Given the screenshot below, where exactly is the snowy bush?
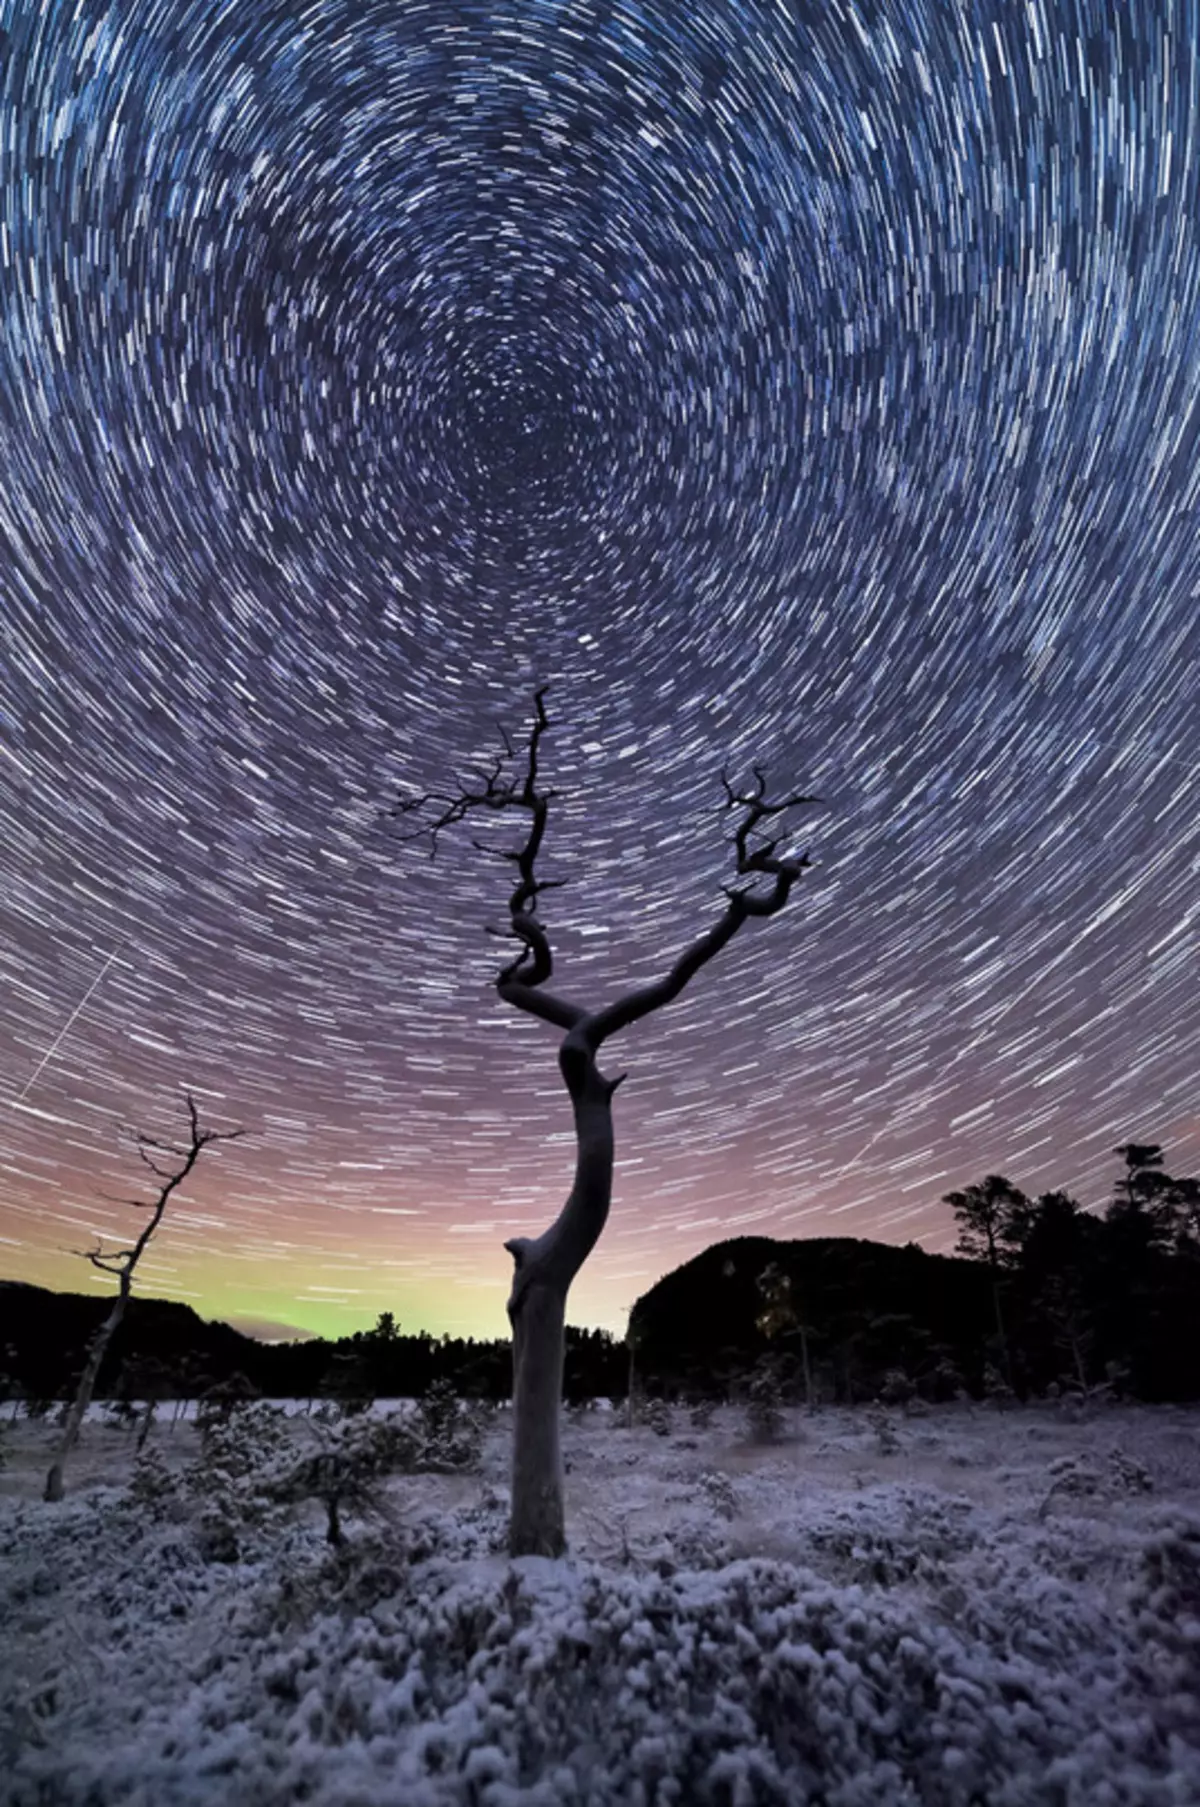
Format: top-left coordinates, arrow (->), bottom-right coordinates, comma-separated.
1128,1510 -> 1200,1726
878,1368 -> 915,1407
194,1373 -> 261,1431
185,1402 -> 296,1559
697,1470 -> 739,1522
642,1397 -> 672,1438
866,1405 -> 900,1456
268,1412 -> 427,1547
688,1397 -> 717,1431
1039,1448 -> 1156,1518
415,1381 -> 486,1471
982,1363 -> 1015,1407
1108,1448 -> 1154,1495
745,1363 -> 784,1444
126,1442 -> 180,1517
927,1357 -> 967,1403
102,1398 -> 140,1431
179,1396 -> 485,1559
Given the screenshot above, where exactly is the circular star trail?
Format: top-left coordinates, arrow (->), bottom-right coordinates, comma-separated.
1,0 -> 1198,1338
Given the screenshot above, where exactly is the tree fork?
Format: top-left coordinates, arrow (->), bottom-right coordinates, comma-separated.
391,689 -> 815,1557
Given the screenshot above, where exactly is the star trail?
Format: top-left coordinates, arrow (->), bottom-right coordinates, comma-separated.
1,0 -> 1198,1341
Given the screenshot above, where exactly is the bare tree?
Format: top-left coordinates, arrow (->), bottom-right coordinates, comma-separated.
394,688 -> 814,1555
44,1093 -> 242,1503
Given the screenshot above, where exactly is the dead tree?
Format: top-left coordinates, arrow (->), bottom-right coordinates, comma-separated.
43,1093 -> 242,1503
395,689 -> 815,1556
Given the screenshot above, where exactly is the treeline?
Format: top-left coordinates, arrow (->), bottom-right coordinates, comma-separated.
940,1141 -> 1200,1401
253,1316 -> 625,1408
628,1142 -> 1200,1405
0,1288 -> 625,1416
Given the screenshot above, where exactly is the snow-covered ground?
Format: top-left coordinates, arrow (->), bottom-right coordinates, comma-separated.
2,1400 -> 1198,1804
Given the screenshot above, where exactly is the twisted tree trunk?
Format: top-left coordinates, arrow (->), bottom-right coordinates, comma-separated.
506,1035 -> 618,1555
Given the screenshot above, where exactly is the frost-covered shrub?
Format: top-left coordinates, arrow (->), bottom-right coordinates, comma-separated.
982,1362 -> 1015,1407
866,1405 -> 900,1455
269,1412 -> 424,1547
688,1396 -> 717,1431
184,1394 -> 487,1562
186,1402 -> 294,1559
126,1442 -> 180,1517
927,1356 -> 967,1402
642,1397 -> 672,1438
416,1381 -> 485,1471
696,1470 -> 738,1521
745,1363 -> 784,1443
878,1368 -> 915,1407
1128,1510 -> 1200,1720
806,1486 -> 976,1590
1039,1448 -> 1156,1519
193,1400 -> 293,1484
102,1397 -> 139,1431
1038,1454 -> 1102,1516
664,1513 -> 733,1572
1108,1447 -> 1154,1495
194,1372 -> 261,1431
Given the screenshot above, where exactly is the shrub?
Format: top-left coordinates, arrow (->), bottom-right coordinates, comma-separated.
416,1381 -> 485,1470
642,1397 -> 672,1438
982,1362 -> 1014,1407
866,1404 -> 900,1455
745,1363 -> 784,1444
272,1427 -> 404,1548
127,1442 -> 180,1516
194,1372 -> 261,1432
878,1368 -> 915,1407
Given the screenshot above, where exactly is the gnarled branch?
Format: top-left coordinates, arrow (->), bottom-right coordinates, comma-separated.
390,686 -> 586,1030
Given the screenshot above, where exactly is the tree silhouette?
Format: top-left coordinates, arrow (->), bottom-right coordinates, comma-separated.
943,1174 -> 1028,1267
942,1174 -> 1028,1386
1107,1142 -> 1177,1257
393,688 -> 815,1555
44,1094 -> 242,1502
756,1260 -> 819,1409
1113,1142 -> 1167,1206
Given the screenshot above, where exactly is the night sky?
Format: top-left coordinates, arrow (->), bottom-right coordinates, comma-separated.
2,0 -> 1198,1344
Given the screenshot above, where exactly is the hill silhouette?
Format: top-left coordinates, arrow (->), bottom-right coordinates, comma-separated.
629,1235 -> 995,1401
0,1280 -> 266,1400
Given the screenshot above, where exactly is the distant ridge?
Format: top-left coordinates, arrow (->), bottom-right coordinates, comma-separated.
0,1279 -> 266,1390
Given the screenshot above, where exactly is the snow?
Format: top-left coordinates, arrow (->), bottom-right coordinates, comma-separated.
2,1400 -> 1199,1804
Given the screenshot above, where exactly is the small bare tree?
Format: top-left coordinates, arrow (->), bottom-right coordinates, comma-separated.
395,689 -> 814,1555
44,1093 -> 242,1503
